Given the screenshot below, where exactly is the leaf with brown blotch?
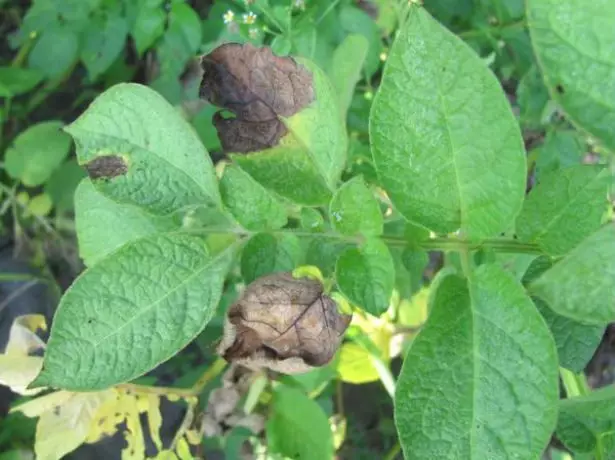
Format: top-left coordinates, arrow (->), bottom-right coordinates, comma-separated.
199,43 -> 314,153
217,273 -> 352,374
199,43 -> 347,206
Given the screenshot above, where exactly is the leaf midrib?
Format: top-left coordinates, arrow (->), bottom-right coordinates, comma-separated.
89,242 -> 229,348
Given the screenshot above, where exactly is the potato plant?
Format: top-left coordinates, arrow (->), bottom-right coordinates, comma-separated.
1,0 -> 614,459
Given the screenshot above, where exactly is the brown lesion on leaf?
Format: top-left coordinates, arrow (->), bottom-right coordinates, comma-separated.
199,43 -> 314,154
217,273 -> 351,374
85,155 -> 128,179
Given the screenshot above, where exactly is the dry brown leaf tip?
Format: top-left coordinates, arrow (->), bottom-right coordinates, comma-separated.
199,43 -> 314,154
217,273 -> 352,374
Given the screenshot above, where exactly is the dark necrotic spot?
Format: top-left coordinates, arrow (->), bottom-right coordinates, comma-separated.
85,155 -> 128,179
555,84 -> 565,95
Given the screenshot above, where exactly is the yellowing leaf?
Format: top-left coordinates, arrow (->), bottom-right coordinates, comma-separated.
147,394 -> 163,451
350,312 -> 394,360
5,314 -> 47,354
0,355 -> 44,395
11,390 -> 73,417
121,391 -> 146,460
337,343 -> 379,384
35,391 -> 114,460
85,389 -> 124,443
153,451 -> 179,460
0,314 -> 48,395
176,438 -> 192,460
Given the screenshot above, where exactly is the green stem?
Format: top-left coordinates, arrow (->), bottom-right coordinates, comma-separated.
190,227 -> 544,255
117,358 -> 227,398
11,32 -> 39,68
315,0 -> 343,25
384,442 -> 401,460
560,368 -> 590,398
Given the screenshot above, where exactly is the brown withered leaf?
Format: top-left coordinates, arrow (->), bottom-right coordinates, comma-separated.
199,43 -> 314,154
217,273 -> 351,374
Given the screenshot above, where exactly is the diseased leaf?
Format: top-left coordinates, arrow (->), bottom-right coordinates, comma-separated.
200,43 -> 346,205
31,234 -> 237,390
557,385 -> 615,455
65,83 -> 221,215
5,121 -> 71,187
370,5 -> 526,237
218,273 -> 351,374
329,34 -> 369,118
516,165 -> 610,256
267,385 -> 334,460
395,267 -> 558,459
219,163 -> 287,231
335,238 -> 394,316
533,298 -> 604,373
329,176 -> 383,237
527,0 -> 615,152
530,225 -> 615,325
240,233 -> 301,283
74,179 -> 179,266
80,14 -> 128,80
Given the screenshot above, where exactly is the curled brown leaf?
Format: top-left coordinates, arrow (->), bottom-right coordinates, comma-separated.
199,43 -> 314,153
217,273 -> 351,374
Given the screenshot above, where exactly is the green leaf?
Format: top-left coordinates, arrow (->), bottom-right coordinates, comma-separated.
267,385 -> 334,460
533,130 -> 586,181
370,5 -> 526,238
533,298 -> 604,373
231,58 -> 347,206
335,238 -> 394,316
339,6 -> 382,78
5,121 -> 71,186
305,237 -> 350,276
132,5 -> 166,56
28,26 -> 79,79
219,164 -> 287,231
530,225 -> 615,325
240,233 -> 301,283
0,67 -> 43,97
80,15 -> 128,80
516,166 -> 610,256
329,34 -> 369,118
31,234 -> 237,391
169,3 -> 202,55
26,193 -> 53,217
517,65 -> 550,128
557,385 -> 615,455
44,159 -> 87,211
65,83 -> 221,215
527,0 -> 615,152
299,207 -> 324,231
74,179 -> 179,266
395,266 -> 558,459
329,176 -> 383,237
271,36 -> 292,56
